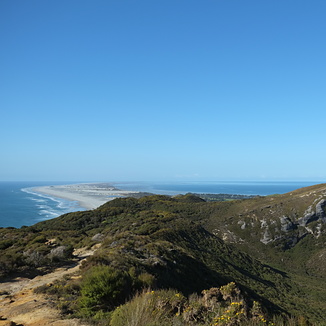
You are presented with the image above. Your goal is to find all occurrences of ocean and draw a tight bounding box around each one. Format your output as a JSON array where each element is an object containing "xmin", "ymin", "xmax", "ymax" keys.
[
  {"xmin": 0, "ymin": 182, "xmax": 85, "ymax": 228},
  {"xmin": 0, "ymin": 181, "xmax": 322, "ymax": 228},
  {"xmin": 114, "ymin": 181, "xmax": 321, "ymax": 196}
]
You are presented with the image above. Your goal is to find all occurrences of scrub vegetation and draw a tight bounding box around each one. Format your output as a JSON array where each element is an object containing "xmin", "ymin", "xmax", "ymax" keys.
[{"xmin": 1, "ymin": 184, "xmax": 326, "ymax": 325}]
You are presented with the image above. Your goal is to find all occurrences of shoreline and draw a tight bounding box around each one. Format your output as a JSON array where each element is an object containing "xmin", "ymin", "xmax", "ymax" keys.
[{"xmin": 31, "ymin": 183, "xmax": 140, "ymax": 210}]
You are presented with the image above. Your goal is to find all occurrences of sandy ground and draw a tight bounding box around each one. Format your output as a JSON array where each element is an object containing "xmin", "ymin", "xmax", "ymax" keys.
[
  {"xmin": 0, "ymin": 247, "xmax": 97, "ymax": 326},
  {"xmin": 32, "ymin": 183, "xmax": 139, "ymax": 210}
]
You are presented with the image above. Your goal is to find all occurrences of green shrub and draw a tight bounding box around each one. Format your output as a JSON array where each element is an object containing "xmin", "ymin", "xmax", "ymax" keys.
[
  {"xmin": 78, "ymin": 265, "xmax": 132, "ymax": 317},
  {"xmin": 0, "ymin": 252, "xmax": 24, "ymax": 276},
  {"xmin": 0, "ymin": 239, "xmax": 14, "ymax": 250},
  {"xmin": 30, "ymin": 234, "xmax": 47, "ymax": 244}
]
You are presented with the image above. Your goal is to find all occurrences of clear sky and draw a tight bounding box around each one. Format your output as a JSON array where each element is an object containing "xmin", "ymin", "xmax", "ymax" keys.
[{"xmin": 1, "ymin": 0, "xmax": 326, "ymax": 182}]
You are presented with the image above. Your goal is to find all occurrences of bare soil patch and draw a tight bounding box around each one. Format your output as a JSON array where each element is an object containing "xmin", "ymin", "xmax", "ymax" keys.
[{"xmin": 0, "ymin": 248, "xmax": 95, "ymax": 326}]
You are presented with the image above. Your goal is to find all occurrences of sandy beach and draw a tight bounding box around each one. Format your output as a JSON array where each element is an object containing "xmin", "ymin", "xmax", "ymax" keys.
[{"xmin": 32, "ymin": 183, "xmax": 139, "ymax": 210}]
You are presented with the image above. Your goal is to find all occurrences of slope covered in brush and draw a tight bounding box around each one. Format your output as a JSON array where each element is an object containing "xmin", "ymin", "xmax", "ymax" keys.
[
  {"xmin": 203, "ymin": 183, "xmax": 326, "ymax": 275},
  {"xmin": 1, "ymin": 185, "xmax": 326, "ymax": 323}
]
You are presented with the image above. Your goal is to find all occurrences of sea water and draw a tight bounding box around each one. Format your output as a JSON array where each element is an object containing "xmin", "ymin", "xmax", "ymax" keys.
[
  {"xmin": 0, "ymin": 181, "xmax": 322, "ymax": 228},
  {"xmin": 114, "ymin": 181, "xmax": 321, "ymax": 196},
  {"xmin": 0, "ymin": 182, "xmax": 85, "ymax": 228}
]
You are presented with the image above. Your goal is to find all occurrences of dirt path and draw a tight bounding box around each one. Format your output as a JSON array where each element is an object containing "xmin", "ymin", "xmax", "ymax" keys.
[{"xmin": 0, "ymin": 248, "xmax": 95, "ymax": 326}]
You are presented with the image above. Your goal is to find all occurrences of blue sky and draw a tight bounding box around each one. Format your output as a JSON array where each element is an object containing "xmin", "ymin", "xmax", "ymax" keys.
[{"xmin": 1, "ymin": 0, "xmax": 326, "ymax": 182}]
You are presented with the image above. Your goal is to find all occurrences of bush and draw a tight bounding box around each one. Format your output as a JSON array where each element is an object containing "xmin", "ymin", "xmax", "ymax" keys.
[
  {"xmin": 48, "ymin": 245, "xmax": 73, "ymax": 262},
  {"xmin": 110, "ymin": 289, "xmax": 185, "ymax": 326},
  {"xmin": 0, "ymin": 239, "xmax": 14, "ymax": 250},
  {"xmin": 23, "ymin": 249, "xmax": 47, "ymax": 267},
  {"xmin": 30, "ymin": 234, "xmax": 47, "ymax": 244},
  {"xmin": 0, "ymin": 252, "xmax": 24, "ymax": 276},
  {"xmin": 78, "ymin": 265, "xmax": 132, "ymax": 317}
]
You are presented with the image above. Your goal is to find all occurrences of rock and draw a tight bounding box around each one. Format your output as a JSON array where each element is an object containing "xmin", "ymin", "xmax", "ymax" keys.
[
  {"xmin": 91, "ymin": 233, "xmax": 105, "ymax": 242},
  {"xmin": 260, "ymin": 219, "xmax": 268, "ymax": 228},
  {"xmin": 237, "ymin": 220, "xmax": 246, "ymax": 229},
  {"xmin": 109, "ymin": 241, "xmax": 118, "ymax": 248},
  {"xmin": 260, "ymin": 228, "xmax": 272, "ymax": 244},
  {"xmin": 316, "ymin": 199, "xmax": 326, "ymax": 222},
  {"xmin": 279, "ymin": 216, "xmax": 295, "ymax": 232},
  {"xmin": 298, "ymin": 206, "xmax": 317, "ymax": 226},
  {"xmin": 298, "ymin": 199, "xmax": 326, "ymax": 226}
]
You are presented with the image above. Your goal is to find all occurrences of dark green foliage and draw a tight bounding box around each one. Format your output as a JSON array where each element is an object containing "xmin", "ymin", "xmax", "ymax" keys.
[
  {"xmin": 78, "ymin": 265, "xmax": 132, "ymax": 317},
  {"xmin": 0, "ymin": 252, "xmax": 24, "ymax": 275},
  {"xmin": 30, "ymin": 234, "xmax": 47, "ymax": 244},
  {"xmin": 0, "ymin": 239, "xmax": 14, "ymax": 250},
  {"xmin": 175, "ymin": 193, "xmax": 206, "ymax": 202}
]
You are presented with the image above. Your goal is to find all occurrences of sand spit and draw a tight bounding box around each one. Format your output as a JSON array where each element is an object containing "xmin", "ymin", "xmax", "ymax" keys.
[{"xmin": 32, "ymin": 183, "xmax": 139, "ymax": 210}]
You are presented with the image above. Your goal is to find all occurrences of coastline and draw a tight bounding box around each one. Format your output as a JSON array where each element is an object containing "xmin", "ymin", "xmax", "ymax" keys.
[{"xmin": 31, "ymin": 183, "xmax": 140, "ymax": 210}]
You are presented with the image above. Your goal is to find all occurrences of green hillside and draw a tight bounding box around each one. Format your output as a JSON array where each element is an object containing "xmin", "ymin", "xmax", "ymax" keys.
[{"xmin": 1, "ymin": 185, "xmax": 326, "ymax": 325}]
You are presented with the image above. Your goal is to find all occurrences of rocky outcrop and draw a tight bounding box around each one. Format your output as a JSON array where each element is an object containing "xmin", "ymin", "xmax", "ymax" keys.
[
  {"xmin": 257, "ymin": 198, "xmax": 326, "ymax": 245},
  {"xmin": 91, "ymin": 233, "xmax": 105, "ymax": 242},
  {"xmin": 316, "ymin": 199, "xmax": 326, "ymax": 222},
  {"xmin": 279, "ymin": 216, "xmax": 296, "ymax": 232},
  {"xmin": 298, "ymin": 206, "xmax": 317, "ymax": 226},
  {"xmin": 297, "ymin": 199, "xmax": 326, "ymax": 226},
  {"xmin": 260, "ymin": 228, "xmax": 272, "ymax": 245}
]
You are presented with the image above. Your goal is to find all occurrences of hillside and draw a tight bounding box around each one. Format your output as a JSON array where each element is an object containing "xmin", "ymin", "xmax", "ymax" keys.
[
  {"xmin": 1, "ymin": 185, "xmax": 326, "ymax": 325},
  {"xmin": 204, "ymin": 183, "xmax": 326, "ymax": 273}
]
